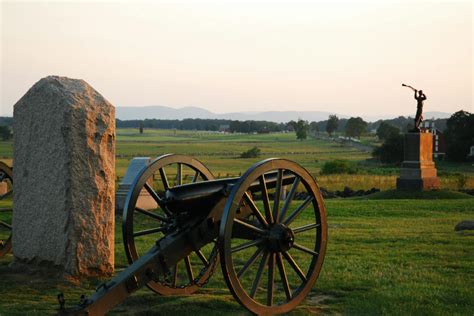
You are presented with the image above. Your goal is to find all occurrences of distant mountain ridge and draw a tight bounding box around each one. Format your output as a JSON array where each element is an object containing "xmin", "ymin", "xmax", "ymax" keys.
[{"xmin": 115, "ymin": 105, "xmax": 451, "ymax": 123}]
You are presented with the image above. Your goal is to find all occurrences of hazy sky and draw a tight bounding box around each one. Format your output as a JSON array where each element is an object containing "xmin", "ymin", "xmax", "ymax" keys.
[{"xmin": 1, "ymin": 0, "xmax": 472, "ymax": 118}]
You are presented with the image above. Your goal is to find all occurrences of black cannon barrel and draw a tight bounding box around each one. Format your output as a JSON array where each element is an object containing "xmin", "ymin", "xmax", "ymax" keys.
[{"xmin": 164, "ymin": 170, "xmax": 297, "ymax": 211}]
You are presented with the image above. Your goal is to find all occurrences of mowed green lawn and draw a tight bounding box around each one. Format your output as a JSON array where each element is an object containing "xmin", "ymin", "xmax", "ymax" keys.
[
  {"xmin": 0, "ymin": 129, "xmax": 473, "ymax": 314},
  {"xmin": 114, "ymin": 129, "xmax": 369, "ymax": 179},
  {"xmin": 0, "ymin": 197, "xmax": 472, "ymax": 315}
]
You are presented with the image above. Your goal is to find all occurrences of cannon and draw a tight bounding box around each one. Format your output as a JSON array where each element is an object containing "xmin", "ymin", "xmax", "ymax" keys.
[
  {"xmin": 0, "ymin": 161, "xmax": 13, "ymax": 258},
  {"xmin": 63, "ymin": 154, "xmax": 327, "ymax": 315}
]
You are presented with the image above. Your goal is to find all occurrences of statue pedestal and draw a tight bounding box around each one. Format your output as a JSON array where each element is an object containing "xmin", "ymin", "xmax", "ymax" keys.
[{"xmin": 396, "ymin": 132, "xmax": 440, "ymax": 191}]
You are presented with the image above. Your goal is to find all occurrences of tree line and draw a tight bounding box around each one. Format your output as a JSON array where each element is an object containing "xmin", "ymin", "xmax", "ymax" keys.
[
  {"xmin": 372, "ymin": 110, "xmax": 473, "ymax": 163},
  {"xmin": 1, "ymin": 111, "xmax": 471, "ymax": 161},
  {"xmin": 117, "ymin": 118, "xmax": 287, "ymax": 133},
  {"xmin": 0, "ymin": 114, "xmax": 447, "ymax": 137}
]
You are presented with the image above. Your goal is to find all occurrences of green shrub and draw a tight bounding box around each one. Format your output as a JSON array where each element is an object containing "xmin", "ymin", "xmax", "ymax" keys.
[
  {"xmin": 0, "ymin": 126, "xmax": 12, "ymax": 141},
  {"xmin": 444, "ymin": 110, "xmax": 474, "ymax": 162},
  {"xmin": 320, "ymin": 159, "xmax": 358, "ymax": 175},
  {"xmin": 456, "ymin": 174, "xmax": 467, "ymax": 190},
  {"xmin": 240, "ymin": 146, "xmax": 261, "ymax": 158}
]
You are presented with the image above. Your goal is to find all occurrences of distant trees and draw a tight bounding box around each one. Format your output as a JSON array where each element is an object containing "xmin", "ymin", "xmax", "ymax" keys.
[
  {"xmin": 0, "ymin": 117, "xmax": 13, "ymax": 127},
  {"xmin": 326, "ymin": 115, "xmax": 339, "ymax": 136},
  {"xmin": 444, "ymin": 110, "xmax": 474, "ymax": 161},
  {"xmin": 372, "ymin": 134, "xmax": 404, "ymax": 164},
  {"xmin": 286, "ymin": 119, "xmax": 309, "ymax": 140},
  {"xmin": 139, "ymin": 121, "xmax": 144, "ymax": 134},
  {"xmin": 286, "ymin": 120, "xmax": 296, "ymax": 131},
  {"xmin": 370, "ymin": 116, "xmax": 447, "ymax": 133},
  {"xmin": 0, "ymin": 126, "xmax": 12, "ymax": 141},
  {"xmin": 309, "ymin": 121, "xmax": 319, "ymax": 135},
  {"xmin": 116, "ymin": 118, "xmax": 287, "ymax": 134},
  {"xmin": 345, "ymin": 117, "xmax": 368, "ymax": 138},
  {"xmin": 376, "ymin": 122, "xmax": 400, "ymax": 141},
  {"xmin": 295, "ymin": 119, "xmax": 309, "ymax": 141},
  {"xmin": 230, "ymin": 120, "xmax": 284, "ymax": 133}
]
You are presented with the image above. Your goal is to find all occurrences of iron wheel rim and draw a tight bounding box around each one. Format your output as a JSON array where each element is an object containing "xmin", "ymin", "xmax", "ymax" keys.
[
  {"xmin": 123, "ymin": 154, "xmax": 218, "ymax": 295},
  {"xmin": 219, "ymin": 158, "xmax": 327, "ymax": 314}
]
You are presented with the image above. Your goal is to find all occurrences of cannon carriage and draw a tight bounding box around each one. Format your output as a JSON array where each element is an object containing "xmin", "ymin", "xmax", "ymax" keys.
[
  {"xmin": 0, "ymin": 155, "xmax": 327, "ymax": 315},
  {"xmin": 74, "ymin": 154, "xmax": 327, "ymax": 315}
]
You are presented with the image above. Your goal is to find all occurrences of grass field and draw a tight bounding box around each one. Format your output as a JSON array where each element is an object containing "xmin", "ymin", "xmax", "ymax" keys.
[
  {"xmin": 1, "ymin": 128, "xmax": 473, "ymax": 191},
  {"xmin": 0, "ymin": 196, "xmax": 472, "ymax": 315},
  {"xmin": 0, "ymin": 129, "xmax": 473, "ymax": 315}
]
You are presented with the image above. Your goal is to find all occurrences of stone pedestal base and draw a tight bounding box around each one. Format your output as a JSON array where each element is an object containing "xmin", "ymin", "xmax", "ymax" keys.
[{"xmin": 396, "ymin": 132, "xmax": 440, "ymax": 191}]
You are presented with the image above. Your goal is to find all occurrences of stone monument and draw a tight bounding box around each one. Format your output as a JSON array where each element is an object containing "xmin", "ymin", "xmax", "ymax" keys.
[
  {"xmin": 13, "ymin": 76, "xmax": 115, "ymax": 276},
  {"xmin": 115, "ymin": 157, "xmax": 157, "ymax": 214},
  {"xmin": 397, "ymin": 84, "xmax": 440, "ymax": 190},
  {"xmin": 396, "ymin": 132, "xmax": 440, "ymax": 190}
]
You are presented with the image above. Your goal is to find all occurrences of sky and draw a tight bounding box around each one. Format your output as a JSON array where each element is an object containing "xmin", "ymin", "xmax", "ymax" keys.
[{"xmin": 1, "ymin": 0, "xmax": 472, "ymax": 118}]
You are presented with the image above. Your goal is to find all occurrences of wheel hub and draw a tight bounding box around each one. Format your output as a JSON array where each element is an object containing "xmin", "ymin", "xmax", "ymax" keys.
[{"xmin": 267, "ymin": 223, "xmax": 295, "ymax": 252}]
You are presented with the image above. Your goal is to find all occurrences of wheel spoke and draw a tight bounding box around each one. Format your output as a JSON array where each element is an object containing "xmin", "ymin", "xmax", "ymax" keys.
[
  {"xmin": 159, "ymin": 168, "xmax": 170, "ymax": 190},
  {"xmin": 244, "ymin": 192, "xmax": 268, "ymax": 228},
  {"xmin": 0, "ymin": 220, "xmax": 12, "ymax": 230},
  {"xmin": 135, "ymin": 207, "xmax": 170, "ymax": 222},
  {"xmin": 293, "ymin": 222, "xmax": 320, "ymax": 234},
  {"xmin": 176, "ymin": 163, "xmax": 182, "ymax": 186},
  {"xmin": 184, "ymin": 256, "xmax": 194, "ymax": 282},
  {"xmin": 143, "ymin": 183, "xmax": 171, "ymax": 216},
  {"xmin": 231, "ymin": 238, "xmax": 264, "ymax": 253},
  {"xmin": 192, "ymin": 170, "xmax": 200, "ymax": 183},
  {"xmin": 172, "ymin": 264, "xmax": 178, "ymax": 287},
  {"xmin": 272, "ymin": 169, "xmax": 283, "ymax": 223},
  {"xmin": 284, "ymin": 196, "xmax": 314, "ymax": 226},
  {"xmin": 267, "ymin": 253, "xmax": 275, "ymax": 306},
  {"xmin": 196, "ymin": 250, "xmax": 209, "ymax": 265},
  {"xmin": 237, "ymin": 247, "xmax": 264, "ymax": 278},
  {"xmin": 143, "ymin": 183, "xmax": 162, "ymax": 204},
  {"xmin": 233, "ymin": 218, "xmax": 266, "ymax": 236},
  {"xmin": 280, "ymin": 176, "xmax": 300, "ymax": 221},
  {"xmin": 133, "ymin": 227, "xmax": 164, "ymax": 237},
  {"xmin": 276, "ymin": 253, "xmax": 292, "ymax": 301},
  {"xmin": 282, "ymin": 251, "xmax": 307, "ymax": 282},
  {"xmin": 292, "ymin": 242, "xmax": 319, "ymax": 256},
  {"xmin": 259, "ymin": 175, "xmax": 273, "ymax": 224},
  {"xmin": 250, "ymin": 251, "xmax": 269, "ymax": 298}
]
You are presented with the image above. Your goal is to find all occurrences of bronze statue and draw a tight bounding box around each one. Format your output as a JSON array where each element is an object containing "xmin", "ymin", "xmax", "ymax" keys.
[{"xmin": 402, "ymin": 84, "xmax": 426, "ymax": 131}]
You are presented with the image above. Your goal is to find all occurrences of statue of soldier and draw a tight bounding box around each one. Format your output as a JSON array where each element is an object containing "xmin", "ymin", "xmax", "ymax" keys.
[{"xmin": 402, "ymin": 84, "xmax": 426, "ymax": 132}]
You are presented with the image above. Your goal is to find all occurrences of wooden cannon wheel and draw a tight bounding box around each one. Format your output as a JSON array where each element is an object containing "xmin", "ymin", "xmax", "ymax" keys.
[
  {"xmin": 0, "ymin": 161, "xmax": 13, "ymax": 258},
  {"xmin": 219, "ymin": 158, "xmax": 327, "ymax": 314},
  {"xmin": 122, "ymin": 154, "xmax": 218, "ymax": 295}
]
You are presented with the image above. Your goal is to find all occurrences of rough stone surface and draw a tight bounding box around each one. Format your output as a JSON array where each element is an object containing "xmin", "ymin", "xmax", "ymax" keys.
[
  {"xmin": 13, "ymin": 76, "xmax": 115, "ymax": 276},
  {"xmin": 396, "ymin": 132, "xmax": 440, "ymax": 191},
  {"xmin": 455, "ymin": 221, "xmax": 474, "ymax": 231}
]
